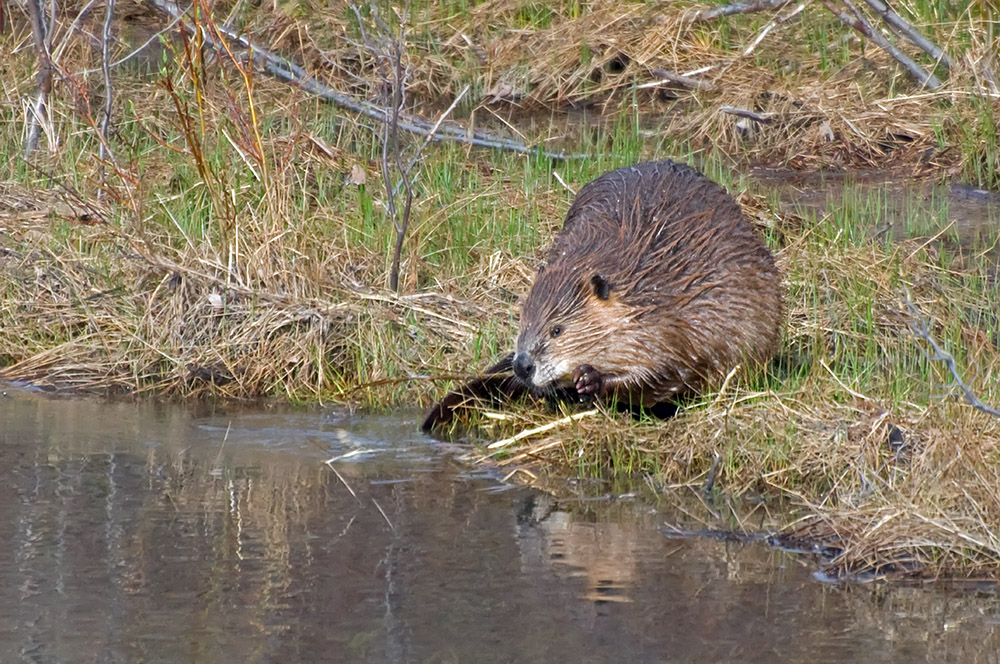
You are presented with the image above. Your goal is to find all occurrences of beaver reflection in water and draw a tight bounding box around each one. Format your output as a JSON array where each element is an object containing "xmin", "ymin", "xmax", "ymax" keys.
[{"xmin": 422, "ymin": 160, "xmax": 783, "ymax": 431}]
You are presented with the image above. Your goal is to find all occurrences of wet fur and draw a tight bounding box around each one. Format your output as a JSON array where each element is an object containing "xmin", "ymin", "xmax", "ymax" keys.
[
  {"xmin": 517, "ymin": 160, "xmax": 783, "ymax": 405},
  {"xmin": 423, "ymin": 160, "xmax": 783, "ymax": 430}
]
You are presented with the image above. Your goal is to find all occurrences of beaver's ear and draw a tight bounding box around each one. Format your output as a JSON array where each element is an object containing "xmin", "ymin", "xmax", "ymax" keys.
[{"xmin": 590, "ymin": 274, "xmax": 611, "ymax": 300}]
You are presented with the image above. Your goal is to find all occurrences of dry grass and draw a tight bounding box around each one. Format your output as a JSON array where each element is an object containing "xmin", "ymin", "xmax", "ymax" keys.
[
  {"xmin": 434, "ymin": 1, "xmax": 996, "ymax": 176},
  {"xmin": 0, "ymin": 184, "xmax": 515, "ymax": 399},
  {"xmin": 171, "ymin": 0, "xmax": 1000, "ymax": 177}
]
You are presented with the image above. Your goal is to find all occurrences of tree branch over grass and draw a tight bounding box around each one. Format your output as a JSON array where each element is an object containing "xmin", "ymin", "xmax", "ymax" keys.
[
  {"xmin": 693, "ymin": 0, "xmax": 794, "ymax": 22},
  {"xmin": 822, "ymin": 0, "xmax": 941, "ymax": 90},
  {"xmin": 645, "ymin": 67, "xmax": 716, "ymax": 91},
  {"xmin": 695, "ymin": 0, "xmax": 948, "ymax": 90},
  {"xmin": 143, "ymin": 0, "xmax": 584, "ymax": 160},
  {"xmin": 859, "ymin": 0, "xmax": 951, "ymax": 71},
  {"xmin": 906, "ymin": 297, "xmax": 1000, "ymax": 419},
  {"xmin": 817, "ymin": 0, "xmax": 942, "ymax": 89}
]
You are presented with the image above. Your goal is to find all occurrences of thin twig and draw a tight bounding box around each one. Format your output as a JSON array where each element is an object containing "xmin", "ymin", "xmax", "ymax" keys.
[
  {"xmin": 905, "ymin": 296, "xmax": 1000, "ymax": 419},
  {"xmin": 143, "ymin": 0, "xmax": 586, "ymax": 160},
  {"xmin": 76, "ymin": 12, "xmax": 186, "ymax": 76},
  {"xmin": 98, "ymin": 0, "xmax": 115, "ymax": 197},
  {"xmin": 325, "ymin": 457, "xmax": 363, "ymax": 503},
  {"xmin": 818, "ymin": 0, "xmax": 941, "ymax": 90},
  {"xmin": 388, "ymin": 7, "xmax": 412, "ymax": 293},
  {"xmin": 552, "ymin": 170, "xmax": 575, "ymax": 195},
  {"xmin": 24, "ymin": 0, "xmax": 54, "ymax": 157},
  {"xmin": 693, "ymin": 0, "xmax": 794, "ymax": 21},
  {"xmin": 643, "ymin": 67, "xmax": 715, "ymax": 91},
  {"xmin": 719, "ymin": 105, "xmax": 774, "ymax": 124},
  {"xmin": 741, "ymin": 2, "xmax": 808, "ymax": 57},
  {"xmin": 353, "ymin": 2, "xmax": 418, "ymax": 293},
  {"xmin": 485, "ymin": 409, "xmax": 599, "ymax": 451},
  {"xmin": 820, "ymin": 359, "xmax": 872, "ymax": 402},
  {"xmin": 406, "ymin": 85, "xmax": 469, "ymax": 174},
  {"xmin": 371, "ymin": 497, "xmax": 395, "ymax": 530}
]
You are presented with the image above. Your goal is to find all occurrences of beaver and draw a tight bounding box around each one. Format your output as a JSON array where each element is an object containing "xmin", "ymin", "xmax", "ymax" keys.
[{"xmin": 422, "ymin": 160, "xmax": 782, "ymax": 431}]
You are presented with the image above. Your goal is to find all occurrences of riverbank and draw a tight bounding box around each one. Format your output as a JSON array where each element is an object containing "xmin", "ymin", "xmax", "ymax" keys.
[{"xmin": 2, "ymin": 0, "xmax": 999, "ymax": 578}]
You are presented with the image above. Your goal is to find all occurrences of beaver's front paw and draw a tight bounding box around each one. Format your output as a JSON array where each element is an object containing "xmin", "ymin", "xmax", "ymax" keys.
[{"xmin": 573, "ymin": 364, "xmax": 603, "ymax": 399}]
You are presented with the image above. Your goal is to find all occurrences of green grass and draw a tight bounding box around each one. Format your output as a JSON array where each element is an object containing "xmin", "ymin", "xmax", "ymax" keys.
[{"xmin": 961, "ymin": 94, "xmax": 1000, "ymax": 190}]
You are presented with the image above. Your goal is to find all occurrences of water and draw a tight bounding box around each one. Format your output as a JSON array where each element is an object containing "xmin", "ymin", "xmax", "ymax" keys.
[
  {"xmin": 2, "ymin": 384, "xmax": 1000, "ymax": 663},
  {"xmin": 751, "ymin": 169, "xmax": 1000, "ymax": 258}
]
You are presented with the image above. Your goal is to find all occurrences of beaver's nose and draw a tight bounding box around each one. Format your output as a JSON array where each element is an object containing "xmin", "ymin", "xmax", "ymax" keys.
[{"xmin": 512, "ymin": 352, "xmax": 535, "ymax": 382}]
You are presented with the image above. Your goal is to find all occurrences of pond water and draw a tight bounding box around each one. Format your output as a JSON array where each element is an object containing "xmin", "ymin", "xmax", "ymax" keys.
[
  {"xmin": 3, "ymin": 384, "xmax": 1000, "ymax": 663},
  {"xmin": 751, "ymin": 169, "xmax": 1000, "ymax": 259}
]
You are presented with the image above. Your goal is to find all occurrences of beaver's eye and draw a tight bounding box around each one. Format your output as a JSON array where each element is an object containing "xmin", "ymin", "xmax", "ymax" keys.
[{"xmin": 550, "ymin": 325, "xmax": 563, "ymax": 338}]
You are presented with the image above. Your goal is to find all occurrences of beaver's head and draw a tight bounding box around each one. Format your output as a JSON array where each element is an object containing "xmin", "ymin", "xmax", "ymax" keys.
[{"xmin": 513, "ymin": 265, "xmax": 637, "ymax": 392}]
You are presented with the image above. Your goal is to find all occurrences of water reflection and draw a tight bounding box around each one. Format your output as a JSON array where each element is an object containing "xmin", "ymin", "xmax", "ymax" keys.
[
  {"xmin": 751, "ymin": 169, "xmax": 1000, "ymax": 258},
  {"xmin": 1, "ymin": 385, "xmax": 1000, "ymax": 663}
]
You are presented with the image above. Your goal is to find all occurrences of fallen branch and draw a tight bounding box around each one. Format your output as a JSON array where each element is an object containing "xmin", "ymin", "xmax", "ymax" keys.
[
  {"xmin": 693, "ymin": 0, "xmax": 794, "ymax": 21},
  {"xmin": 906, "ymin": 297, "xmax": 1000, "ymax": 419},
  {"xmin": 818, "ymin": 0, "xmax": 941, "ymax": 90},
  {"xmin": 144, "ymin": 0, "xmax": 585, "ymax": 160},
  {"xmin": 860, "ymin": 0, "xmax": 951, "ymax": 71},
  {"xmin": 643, "ymin": 67, "xmax": 715, "ymax": 91},
  {"xmin": 719, "ymin": 105, "xmax": 774, "ymax": 124}
]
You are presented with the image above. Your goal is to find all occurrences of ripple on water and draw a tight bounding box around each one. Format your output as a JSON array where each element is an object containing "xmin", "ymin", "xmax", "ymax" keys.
[{"xmin": 1, "ymin": 384, "xmax": 1000, "ymax": 663}]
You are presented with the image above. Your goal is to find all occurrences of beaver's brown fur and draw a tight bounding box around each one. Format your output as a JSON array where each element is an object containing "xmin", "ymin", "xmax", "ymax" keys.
[{"xmin": 422, "ymin": 160, "xmax": 783, "ymax": 430}]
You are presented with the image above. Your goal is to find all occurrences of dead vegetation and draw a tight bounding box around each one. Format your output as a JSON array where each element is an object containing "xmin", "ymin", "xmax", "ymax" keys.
[
  {"xmin": 0, "ymin": 176, "xmax": 508, "ymax": 398},
  {"xmin": 1, "ymin": 0, "xmax": 1000, "ymax": 579},
  {"xmin": 103, "ymin": 0, "xmax": 1000, "ymax": 177}
]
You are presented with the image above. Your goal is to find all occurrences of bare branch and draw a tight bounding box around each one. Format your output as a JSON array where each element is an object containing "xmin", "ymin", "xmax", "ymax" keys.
[
  {"xmin": 644, "ymin": 67, "xmax": 715, "ymax": 91},
  {"xmin": 389, "ymin": 38, "xmax": 415, "ymax": 294},
  {"xmin": 24, "ymin": 0, "xmax": 54, "ymax": 157},
  {"xmin": 144, "ymin": 0, "xmax": 586, "ymax": 160},
  {"xmin": 693, "ymin": 0, "xmax": 794, "ymax": 22},
  {"xmin": 818, "ymin": 0, "xmax": 942, "ymax": 90},
  {"xmin": 693, "ymin": 0, "xmax": 948, "ymax": 87},
  {"xmin": 860, "ymin": 0, "xmax": 951, "ymax": 71},
  {"xmin": 406, "ymin": 85, "xmax": 469, "ymax": 175},
  {"xmin": 741, "ymin": 1, "xmax": 808, "ymax": 57},
  {"xmin": 353, "ymin": 2, "xmax": 417, "ymax": 293},
  {"xmin": 905, "ymin": 297, "xmax": 1000, "ymax": 419},
  {"xmin": 381, "ymin": 13, "xmax": 407, "ymax": 292},
  {"xmin": 719, "ymin": 105, "xmax": 774, "ymax": 123},
  {"xmin": 98, "ymin": 0, "xmax": 115, "ymax": 197}
]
